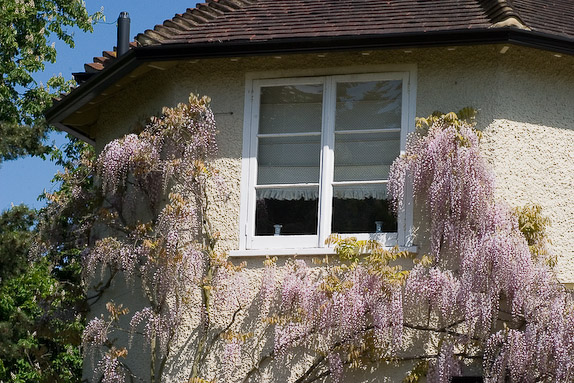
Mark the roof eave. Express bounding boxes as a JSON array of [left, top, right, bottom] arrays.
[[51, 121, 96, 146], [46, 49, 140, 142], [133, 28, 574, 58], [46, 27, 574, 143]]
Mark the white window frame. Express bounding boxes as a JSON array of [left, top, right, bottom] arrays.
[[236, 65, 416, 254]]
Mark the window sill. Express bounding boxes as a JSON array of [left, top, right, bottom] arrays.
[[229, 246, 418, 257]]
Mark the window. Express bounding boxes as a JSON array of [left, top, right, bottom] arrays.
[[239, 70, 415, 251]]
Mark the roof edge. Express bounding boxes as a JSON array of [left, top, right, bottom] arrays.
[[46, 27, 574, 142], [52, 121, 96, 145], [46, 50, 140, 136]]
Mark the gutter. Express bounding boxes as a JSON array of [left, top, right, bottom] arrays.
[[46, 27, 574, 142]]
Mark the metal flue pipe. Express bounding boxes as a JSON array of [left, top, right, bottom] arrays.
[[117, 12, 131, 57]]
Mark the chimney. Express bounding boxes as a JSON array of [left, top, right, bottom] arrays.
[[117, 12, 131, 57]]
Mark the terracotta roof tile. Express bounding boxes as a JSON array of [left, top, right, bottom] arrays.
[[103, 50, 117, 59], [77, 43, 133, 79], [84, 62, 104, 73]]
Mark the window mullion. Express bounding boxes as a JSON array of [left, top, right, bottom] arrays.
[[399, 71, 414, 247], [318, 77, 336, 247]]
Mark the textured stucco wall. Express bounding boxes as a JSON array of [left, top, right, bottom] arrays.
[[87, 45, 574, 381], [482, 47, 574, 282]]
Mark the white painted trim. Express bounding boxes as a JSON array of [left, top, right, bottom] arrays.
[[335, 128, 401, 135], [246, 84, 263, 249], [231, 247, 338, 257], [238, 80, 256, 250], [238, 65, 418, 252], [318, 77, 336, 247], [251, 235, 318, 249], [331, 180, 388, 186], [402, 67, 417, 247], [244, 64, 418, 83], [258, 132, 321, 138], [230, 244, 418, 258], [255, 183, 320, 189]]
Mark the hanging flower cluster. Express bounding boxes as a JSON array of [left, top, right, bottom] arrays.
[[273, 260, 404, 356], [83, 95, 231, 381], [260, 239, 414, 383], [389, 111, 574, 382], [389, 112, 495, 259]]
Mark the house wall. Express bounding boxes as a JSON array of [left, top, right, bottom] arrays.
[[88, 44, 574, 381], [95, 44, 574, 282]]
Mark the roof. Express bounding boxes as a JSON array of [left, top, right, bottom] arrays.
[[47, 0, 574, 142], [77, 0, 574, 79], [138, 0, 494, 45], [511, 0, 574, 37]]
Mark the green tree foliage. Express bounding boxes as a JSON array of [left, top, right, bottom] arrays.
[[0, 139, 95, 382], [0, 205, 36, 282], [0, 0, 102, 161], [0, 259, 83, 382]]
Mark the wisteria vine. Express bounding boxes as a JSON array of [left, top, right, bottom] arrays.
[[80, 100, 574, 383], [389, 111, 574, 382], [83, 94, 234, 383]]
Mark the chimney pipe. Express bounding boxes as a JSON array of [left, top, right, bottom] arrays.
[[117, 12, 130, 57]]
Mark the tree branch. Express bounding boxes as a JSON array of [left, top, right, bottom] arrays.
[[294, 354, 327, 383], [403, 321, 480, 341], [87, 268, 118, 306]]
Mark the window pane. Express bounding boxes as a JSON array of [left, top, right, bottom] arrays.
[[334, 131, 400, 182], [335, 80, 402, 131], [332, 79, 401, 234], [250, 75, 406, 241], [255, 187, 318, 235], [332, 185, 396, 234], [257, 135, 321, 184], [260, 84, 323, 134]]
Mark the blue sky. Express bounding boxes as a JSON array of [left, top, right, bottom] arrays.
[[0, 0, 193, 212]]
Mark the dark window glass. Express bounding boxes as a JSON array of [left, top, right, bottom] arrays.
[[255, 197, 318, 236], [332, 197, 396, 234], [451, 377, 483, 383]]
